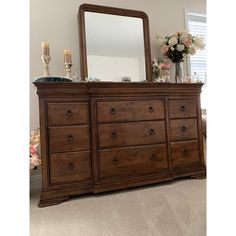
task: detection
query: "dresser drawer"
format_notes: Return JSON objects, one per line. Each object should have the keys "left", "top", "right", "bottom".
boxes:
{"left": 171, "top": 140, "right": 200, "bottom": 167}
{"left": 169, "top": 100, "right": 197, "bottom": 118}
{"left": 50, "top": 151, "right": 91, "bottom": 184}
{"left": 170, "top": 119, "right": 198, "bottom": 142}
{"left": 99, "top": 144, "right": 168, "bottom": 178}
{"left": 98, "top": 121, "right": 166, "bottom": 148}
{"left": 97, "top": 100, "right": 164, "bottom": 123}
{"left": 47, "top": 102, "right": 89, "bottom": 126}
{"left": 49, "top": 125, "right": 90, "bottom": 153}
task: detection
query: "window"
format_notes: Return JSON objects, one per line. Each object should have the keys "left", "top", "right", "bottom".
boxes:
{"left": 186, "top": 12, "right": 207, "bottom": 109}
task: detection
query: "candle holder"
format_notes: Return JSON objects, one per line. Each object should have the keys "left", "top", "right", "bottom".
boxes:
{"left": 41, "top": 55, "right": 51, "bottom": 77}
{"left": 65, "top": 62, "right": 73, "bottom": 79}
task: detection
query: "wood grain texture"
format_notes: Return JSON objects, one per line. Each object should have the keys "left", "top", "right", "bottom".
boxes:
{"left": 169, "top": 99, "right": 197, "bottom": 118}
{"left": 33, "top": 82, "right": 205, "bottom": 207}
{"left": 47, "top": 102, "right": 89, "bottom": 126}
{"left": 97, "top": 100, "right": 164, "bottom": 123}
{"left": 99, "top": 144, "right": 168, "bottom": 178}
{"left": 169, "top": 118, "right": 198, "bottom": 142}
{"left": 98, "top": 120, "right": 166, "bottom": 148}
{"left": 49, "top": 125, "right": 90, "bottom": 153}
{"left": 170, "top": 140, "right": 200, "bottom": 168}
{"left": 50, "top": 151, "right": 92, "bottom": 184}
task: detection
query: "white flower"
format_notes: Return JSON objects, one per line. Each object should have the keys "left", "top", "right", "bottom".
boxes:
{"left": 170, "top": 46, "right": 175, "bottom": 51}
{"left": 189, "top": 47, "right": 196, "bottom": 55}
{"left": 176, "top": 44, "right": 185, "bottom": 52}
{"left": 194, "top": 37, "right": 205, "bottom": 49}
{"left": 168, "top": 37, "right": 178, "bottom": 46}
{"left": 179, "top": 33, "right": 188, "bottom": 42}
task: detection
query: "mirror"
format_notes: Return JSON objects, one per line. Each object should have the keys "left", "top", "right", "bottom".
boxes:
{"left": 78, "top": 4, "right": 152, "bottom": 82}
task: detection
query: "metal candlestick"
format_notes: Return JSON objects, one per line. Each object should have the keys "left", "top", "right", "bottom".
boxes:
{"left": 41, "top": 55, "right": 51, "bottom": 76}
{"left": 65, "top": 62, "right": 72, "bottom": 79}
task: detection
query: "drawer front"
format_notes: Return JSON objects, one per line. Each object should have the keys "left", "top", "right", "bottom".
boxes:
{"left": 170, "top": 119, "right": 198, "bottom": 142}
{"left": 97, "top": 100, "right": 164, "bottom": 123}
{"left": 50, "top": 151, "right": 91, "bottom": 184}
{"left": 49, "top": 125, "right": 90, "bottom": 153}
{"left": 47, "top": 102, "right": 89, "bottom": 126}
{"left": 171, "top": 140, "right": 200, "bottom": 167}
{"left": 98, "top": 121, "right": 166, "bottom": 148}
{"left": 99, "top": 144, "right": 168, "bottom": 178}
{"left": 169, "top": 100, "right": 197, "bottom": 118}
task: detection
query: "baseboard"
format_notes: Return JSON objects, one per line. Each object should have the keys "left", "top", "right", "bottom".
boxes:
{"left": 30, "top": 174, "right": 42, "bottom": 190}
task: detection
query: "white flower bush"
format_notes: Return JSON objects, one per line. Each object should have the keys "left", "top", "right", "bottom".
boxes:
{"left": 157, "top": 31, "right": 205, "bottom": 63}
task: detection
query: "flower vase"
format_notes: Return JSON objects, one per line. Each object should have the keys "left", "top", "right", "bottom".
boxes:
{"left": 175, "top": 62, "right": 183, "bottom": 83}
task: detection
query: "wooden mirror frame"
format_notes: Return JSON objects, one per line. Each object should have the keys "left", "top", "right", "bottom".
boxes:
{"left": 78, "top": 3, "right": 152, "bottom": 82}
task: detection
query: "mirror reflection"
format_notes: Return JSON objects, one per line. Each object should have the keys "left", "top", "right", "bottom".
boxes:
{"left": 85, "top": 12, "right": 146, "bottom": 82}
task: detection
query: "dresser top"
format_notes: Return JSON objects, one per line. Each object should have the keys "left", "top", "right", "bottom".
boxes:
{"left": 33, "top": 82, "right": 203, "bottom": 98}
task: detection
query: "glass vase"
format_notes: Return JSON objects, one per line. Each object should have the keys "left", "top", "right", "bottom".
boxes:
{"left": 175, "top": 62, "right": 183, "bottom": 83}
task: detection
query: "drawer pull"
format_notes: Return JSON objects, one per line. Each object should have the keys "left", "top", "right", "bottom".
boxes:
{"left": 67, "top": 134, "right": 74, "bottom": 142}
{"left": 150, "top": 154, "right": 158, "bottom": 160}
{"left": 66, "top": 110, "right": 73, "bottom": 116}
{"left": 149, "top": 129, "right": 155, "bottom": 135}
{"left": 110, "top": 108, "right": 116, "bottom": 115}
{"left": 113, "top": 158, "right": 119, "bottom": 165}
{"left": 180, "top": 105, "right": 186, "bottom": 111}
{"left": 111, "top": 131, "right": 117, "bottom": 139}
{"left": 149, "top": 106, "right": 154, "bottom": 113}
{"left": 68, "top": 162, "right": 75, "bottom": 170}
{"left": 183, "top": 150, "right": 189, "bottom": 156}
{"left": 181, "top": 126, "right": 188, "bottom": 132}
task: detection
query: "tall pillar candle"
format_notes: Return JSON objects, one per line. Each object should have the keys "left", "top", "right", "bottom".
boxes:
{"left": 64, "top": 49, "right": 72, "bottom": 64}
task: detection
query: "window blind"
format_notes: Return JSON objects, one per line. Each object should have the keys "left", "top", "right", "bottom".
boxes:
{"left": 187, "top": 13, "right": 207, "bottom": 109}
{"left": 187, "top": 13, "right": 207, "bottom": 83}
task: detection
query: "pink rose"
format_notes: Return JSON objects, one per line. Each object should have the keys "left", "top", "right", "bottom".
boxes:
{"left": 30, "top": 144, "right": 36, "bottom": 155}
{"left": 183, "top": 38, "right": 192, "bottom": 47}
{"left": 160, "top": 45, "right": 169, "bottom": 55}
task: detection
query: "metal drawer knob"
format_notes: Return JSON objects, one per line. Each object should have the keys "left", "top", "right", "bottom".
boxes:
{"left": 67, "top": 134, "right": 74, "bottom": 142}
{"left": 183, "top": 150, "right": 189, "bottom": 156}
{"left": 181, "top": 126, "right": 188, "bottom": 132}
{"left": 149, "top": 106, "right": 154, "bottom": 113}
{"left": 110, "top": 108, "right": 116, "bottom": 115}
{"left": 149, "top": 129, "right": 155, "bottom": 135}
{"left": 180, "top": 105, "right": 185, "bottom": 112}
{"left": 113, "top": 158, "right": 119, "bottom": 165}
{"left": 68, "top": 162, "right": 75, "bottom": 170}
{"left": 66, "top": 110, "right": 73, "bottom": 116}
{"left": 111, "top": 131, "right": 117, "bottom": 139}
{"left": 150, "top": 154, "right": 157, "bottom": 160}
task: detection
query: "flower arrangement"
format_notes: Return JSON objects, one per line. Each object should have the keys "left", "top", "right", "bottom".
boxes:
{"left": 152, "top": 57, "right": 171, "bottom": 82}
{"left": 30, "top": 128, "right": 41, "bottom": 170}
{"left": 158, "top": 32, "right": 205, "bottom": 63}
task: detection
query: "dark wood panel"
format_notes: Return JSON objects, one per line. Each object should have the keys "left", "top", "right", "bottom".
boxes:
{"left": 50, "top": 151, "right": 91, "bottom": 184}
{"left": 97, "top": 99, "right": 164, "bottom": 123}
{"left": 98, "top": 121, "right": 166, "bottom": 148}
{"left": 48, "top": 102, "right": 89, "bottom": 126}
{"left": 99, "top": 144, "right": 168, "bottom": 178}
{"left": 169, "top": 99, "right": 197, "bottom": 118}
{"left": 171, "top": 140, "right": 200, "bottom": 167}
{"left": 170, "top": 119, "right": 198, "bottom": 142}
{"left": 49, "top": 125, "right": 90, "bottom": 153}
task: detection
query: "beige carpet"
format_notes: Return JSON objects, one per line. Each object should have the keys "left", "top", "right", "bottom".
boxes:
{"left": 30, "top": 179, "right": 206, "bottom": 236}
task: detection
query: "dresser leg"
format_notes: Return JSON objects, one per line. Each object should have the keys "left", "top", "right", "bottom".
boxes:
{"left": 38, "top": 196, "right": 70, "bottom": 207}
{"left": 190, "top": 172, "right": 206, "bottom": 179}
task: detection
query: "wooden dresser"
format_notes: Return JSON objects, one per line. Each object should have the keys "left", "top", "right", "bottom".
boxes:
{"left": 34, "top": 82, "right": 206, "bottom": 207}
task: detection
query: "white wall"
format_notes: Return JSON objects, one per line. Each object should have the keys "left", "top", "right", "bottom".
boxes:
{"left": 30, "top": 0, "right": 206, "bottom": 131}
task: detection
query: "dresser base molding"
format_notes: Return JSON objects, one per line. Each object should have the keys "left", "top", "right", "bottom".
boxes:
{"left": 38, "top": 196, "right": 70, "bottom": 207}
{"left": 38, "top": 168, "right": 206, "bottom": 207}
